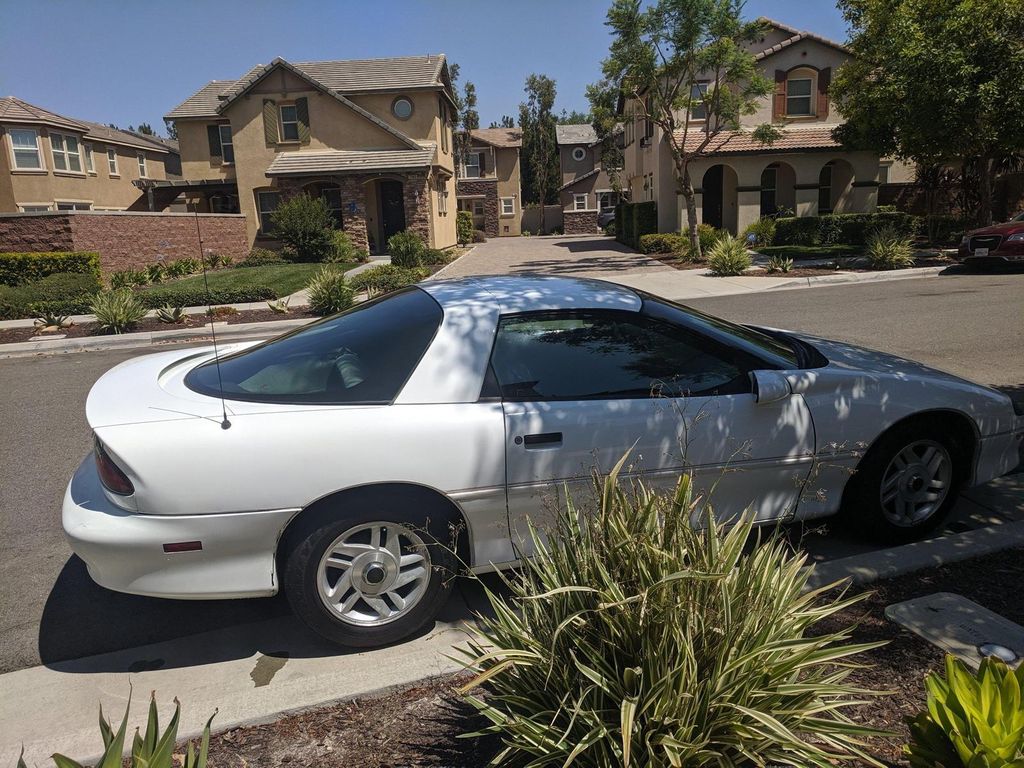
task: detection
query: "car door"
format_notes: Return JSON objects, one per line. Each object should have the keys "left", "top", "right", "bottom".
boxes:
{"left": 490, "top": 309, "right": 815, "bottom": 558}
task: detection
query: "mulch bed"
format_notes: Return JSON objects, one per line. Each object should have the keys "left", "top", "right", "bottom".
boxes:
{"left": 182, "top": 548, "right": 1022, "bottom": 767}
{"left": 741, "top": 255, "right": 958, "bottom": 278}
{"left": 0, "top": 308, "right": 318, "bottom": 345}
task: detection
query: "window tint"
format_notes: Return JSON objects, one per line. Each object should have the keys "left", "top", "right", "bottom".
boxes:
{"left": 490, "top": 311, "right": 750, "bottom": 401}
{"left": 185, "top": 288, "right": 442, "bottom": 404}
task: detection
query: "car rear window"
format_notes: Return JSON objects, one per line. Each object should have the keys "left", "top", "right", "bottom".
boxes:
{"left": 185, "top": 288, "right": 442, "bottom": 404}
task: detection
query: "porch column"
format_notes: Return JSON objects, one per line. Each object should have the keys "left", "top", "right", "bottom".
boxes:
{"left": 735, "top": 188, "right": 761, "bottom": 234}
{"left": 337, "top": 175, "right": 369, "bottom": 252}
{"left": 794, "top": 184, "right": 820, "bottom": 217}
{"left": 402, "top": 171, "right": 432, "bottom": 244}
{"left": 848, "top": 180, "right": 879, "bottom": 213}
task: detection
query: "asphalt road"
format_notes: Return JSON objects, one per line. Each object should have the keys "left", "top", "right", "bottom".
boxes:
{"left": 0, "top": 270, "right": 1021, "bottom": 674}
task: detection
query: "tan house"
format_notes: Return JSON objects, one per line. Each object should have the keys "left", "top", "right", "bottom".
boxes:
{"left": 164, "top": 55, "right": 459, "bottom": 252}
{"left": 0, "top": 96, "right": 176, "bottom": 214}
{"left": 556, "top": 124, "right": 620, "bottom": 234}
{"left": 455, "top": 128, "right": 522, "bottom": 237}
{"left": 618, "top": 18, "right": 914, "bottom": 235}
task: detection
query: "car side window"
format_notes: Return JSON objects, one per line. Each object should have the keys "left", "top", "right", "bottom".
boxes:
{"left": 490, "top": 311, "right": 751, "bottom": 401}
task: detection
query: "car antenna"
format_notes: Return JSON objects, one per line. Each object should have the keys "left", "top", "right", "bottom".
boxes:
{"left": 193, "top": 209, "right": 231, "bottom": 430}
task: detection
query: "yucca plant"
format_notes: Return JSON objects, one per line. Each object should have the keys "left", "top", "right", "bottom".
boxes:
{"left": 707, "top": 233, "right": 753, "bottom": 275}
{"left": 905, "top": 654, "right": 1024, "bottom": 768}
{"left": 17, "top": 692, "right": 216, "bottom": 768}
{"left": 457, "top": 456, "right": 888, "bottom": 767}
{"left": 766, "top": 255, "right": 794, "bottom": 274}
{"left": 91, "top": 289, "right": 147, "bottom": 334}
{"left": 145, "top": 263, "right": 167, "bottom": 284}
{"left": 865, "top": 225, "right": 915, "bottom": 270}
{"left": 306, "top": 265, "right": 354, "bottom": 316}
{"left": 155, "top": 304, "right": 186, "bottom": 324}
{"left": 267, "top": 296, "right": 291, "bottom": 314}
{"left": 109, "top": 268, "right": 148, "bottom": 290}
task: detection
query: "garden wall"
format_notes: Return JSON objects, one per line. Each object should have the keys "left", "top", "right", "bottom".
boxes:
{"left": 0, "top": 211, "right": 248, "bottom": 274}
{"left": 520, "top": 205, "right": 563, "bottom": 235}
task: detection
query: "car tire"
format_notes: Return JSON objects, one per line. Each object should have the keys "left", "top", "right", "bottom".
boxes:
{"left": 840, "top": 421, "right": 964, "bottom": 544}
{"left": 280, "top": 488, "right": 460, "bottom": 648}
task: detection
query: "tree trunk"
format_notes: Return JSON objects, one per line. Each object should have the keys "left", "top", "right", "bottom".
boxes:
{"left": 977, "top": 156, "right": 994, "bottom": 227}
{"left": 679, "top": 165, "right": 700, "bottom": 259}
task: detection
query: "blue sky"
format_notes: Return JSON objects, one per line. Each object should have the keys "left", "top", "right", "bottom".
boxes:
{"left": 0, "top": 1, "right": 848, "bottom": 136}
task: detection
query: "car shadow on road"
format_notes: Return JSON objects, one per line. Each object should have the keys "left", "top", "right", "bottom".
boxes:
{"left": 38, "top": 556, "right": 506, "bottom": 674}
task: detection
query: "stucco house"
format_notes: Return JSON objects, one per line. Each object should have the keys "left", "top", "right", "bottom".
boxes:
{"left": 455, "top": 127, "right": 522, "bottom": 237}
{"left": 618, "top": 18, "right": 914, "bottom": 235}
{"left": 556, "top": 124, "right": 621, "bottom": 234}
{"left": 164, "top": 55, "right": 459, "bottom": 252}
{"left": 0, "top": 96, "right": 177, "bottom": 213}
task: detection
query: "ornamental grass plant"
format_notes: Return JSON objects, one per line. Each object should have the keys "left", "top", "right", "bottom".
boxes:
{"left": 457, "top": 456, "right": 888, "bottom": 767}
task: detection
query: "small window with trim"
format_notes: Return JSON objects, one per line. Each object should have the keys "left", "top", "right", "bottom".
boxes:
{"left": 257, "top": 190, "right": 282, "bottom": 234}
{"left": 10, "top": 128, "right": 43, "bottom": 169}
{"left": 136, "top": 151, "right": 148, "bottom": 178}
{"left": 500, "top": 196, "right": 514, "bottom": 216}
{"left": 786, "top": 74, "right": 814, "bottom": 116}
{"left": 50, "top": 133, "right": 82, "bottom": 172}
{"left": 573, "top": 193, "right": 588, "bottom": 211}
{"left": 279, "top": 104, "right": 300, "bottom": 142}
{"left": 219, "top": 125, "right": 234, "bottom": 163}
{"left": 107, "top": 147, "right": 118, "bottom": 175}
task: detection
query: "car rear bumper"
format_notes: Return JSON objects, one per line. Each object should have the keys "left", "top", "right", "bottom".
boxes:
{"left": 62, "top": 455, "right": 298, "bottom": 599}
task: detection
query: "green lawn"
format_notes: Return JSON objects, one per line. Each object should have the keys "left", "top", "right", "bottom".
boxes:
{"left": 141, "top": 262, "right": 357, "bottom": 297}
{"left": 756, "top": 245, "right": 862, "bottom": 260}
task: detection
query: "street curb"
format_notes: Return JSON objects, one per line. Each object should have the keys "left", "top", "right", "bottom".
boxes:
{"left": 766, "top": 265, "right": 946, "bottom": 291}
{"left": 426, "top": 245, "right": 477, "bottom": 281}
{"left": 804, "top": 520, "right": 1024, "bottom": 590}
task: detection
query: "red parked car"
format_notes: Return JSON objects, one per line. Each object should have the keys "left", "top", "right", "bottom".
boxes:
{"left": 957, "top": 211, "right": 1024, "bottom": 263}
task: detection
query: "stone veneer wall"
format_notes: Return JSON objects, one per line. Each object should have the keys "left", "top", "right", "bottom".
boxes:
{"left": 0, "top": 212, "right": 248, "bottom": 273}
{"left": 562, "top": 209, "right": 599, "bottom": 235}
{"left": 402, "top": 171, "right": 432, "bottom": 244}
{"left": 457, "top": 180, "right": 499, "bottom": 237}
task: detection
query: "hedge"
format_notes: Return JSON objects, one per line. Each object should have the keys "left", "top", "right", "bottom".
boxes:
{"left": 616, "top": 201, "right": 658, "bottom": 249}
{"left": 0, "top": 251, "right": 101, "bottom": 287}
{"left": 639, "top": 233, "right": 687, "bottom": 254}
{"left": 774, "top": 212, "right": 921, "bottom": 246}
{"left": 138, "top": 286, "right": 277, "bottom": 309}
{"left": 0, "top": 271, "right": 102, "bottom": 320}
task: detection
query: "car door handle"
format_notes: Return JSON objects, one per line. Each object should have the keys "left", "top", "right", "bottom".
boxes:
{"left": 522, "top": 432, "right": 563, "bottom": 448}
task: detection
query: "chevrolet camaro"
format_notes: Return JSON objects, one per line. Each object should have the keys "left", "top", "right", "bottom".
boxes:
{"left": 63, "top": 276, "right": 1023, "bottom": 647}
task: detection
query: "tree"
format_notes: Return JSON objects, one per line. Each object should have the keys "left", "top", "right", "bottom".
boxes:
{"left": 557, "top": 109, "right": 593, "bottom": 124}
{"left": 587, "top": 80, "right": 625, "bottom": 193}
{"left": 519, "top": 74, "right": 560, "bottom": 226}
{"left": 462, "top": 82, "right": 479, "bottom": 130}
{"left": 164, "top": 119, "right": 178, "bottom": 140}
{"left": 593, "top": 0, "right": 774, "bottom": 258}
{"left": 490, "top": 115, "right": 515, "bottom": 129}
{"left": 831, "top": 0, "right": 1024, "bottom": 226}
{"left": 136, "top": 123, "right": 155, "bottom": 136}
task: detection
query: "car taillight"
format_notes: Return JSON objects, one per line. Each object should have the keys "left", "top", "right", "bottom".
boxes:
{"left": 94, "top": 439, "right": 134, "bottom": 496}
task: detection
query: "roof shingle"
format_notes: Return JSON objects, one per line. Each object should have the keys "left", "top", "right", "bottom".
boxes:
{"left": 671, "top": 125, "right": 841, "bottom": 155}
{"left": 467, "top": 127, "right": 522, "bottom": 148}
{"left": 0, "top": 97, "right": 172, "bottom": 153}
{"left": 265, "top": 148, "right": 434, "bottom": 177}
{"left": 555, "top": 124, "right": 598, "bottom": 145}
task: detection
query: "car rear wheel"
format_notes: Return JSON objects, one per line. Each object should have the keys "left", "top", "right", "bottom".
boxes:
{"left": 281, "top": 493, "right": 459, "bottom": 647}
{"left": 841, "top": 423, "right": 963, "bottom": 543}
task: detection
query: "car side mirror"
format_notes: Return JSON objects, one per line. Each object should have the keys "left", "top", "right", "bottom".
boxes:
{"left": 751, "top": 369, "right": 792, "bottom": 405}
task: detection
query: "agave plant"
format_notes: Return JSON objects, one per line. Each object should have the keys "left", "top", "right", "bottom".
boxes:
{"left": 866, "top": 225, "right": 915, "bottom": 270}
{"left": 33, "top": 310, "right": 73, "bottom": 332}
{"left": 457, "top": 455, "right": 888, "bottom": 767}
{"left": 267, "top": 297, "right": 291, "bottom": 314}
{"left": 766, "top": 255, "right": 794, "bottom": 273}
{"left": 905, "top": 654, "right": 1024, "bottom": 768}
{"left": 155, "top": 304, "right": 186, "bottom": 324}
{"left": 706, "top": 234, "right": 753, "bottom": 275}
{"left": 91, "top": 289, "right": 148, "bottom": 334}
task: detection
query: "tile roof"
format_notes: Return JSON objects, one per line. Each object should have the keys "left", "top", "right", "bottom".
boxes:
{"left": 467, "top": 127, "right": 522, "bottom": 148}
{"left": 0, "top": 97, "right": 172, "bottom": 153}
{"left": 166, "top": 55, "right": 447, "bottom": 120}
{"left": 671, "top": 125, "right": 842, "bottom": 155}
{"left": 265, "top": 147, "right": 435, "bottom": 177}
{"left": 555, "top": 124, "right": 598, "bottom": 145}
{"left": 754, "top": 18, "right": 851, "bottom": 59}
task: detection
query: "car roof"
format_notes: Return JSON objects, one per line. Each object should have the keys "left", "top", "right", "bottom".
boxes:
{"left": 418, "top": 275, "right": 642, "bottom": 314}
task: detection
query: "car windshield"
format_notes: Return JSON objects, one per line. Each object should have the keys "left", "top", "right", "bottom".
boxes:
{"left": 185, "top": 288, "right": 443, "bottom": 404}
{"left": 1014, "top": 212, "right": 1024, "bottom": 222}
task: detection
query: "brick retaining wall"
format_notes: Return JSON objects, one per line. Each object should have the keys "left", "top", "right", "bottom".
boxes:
{"left": 457, "top": 180, "right": 499, "bottom": 237}
{"left": 563, "top": 209, "right": 599, "bottom": 235}
{"left": 0, "top": 212, "right": 248, "bottom": 273}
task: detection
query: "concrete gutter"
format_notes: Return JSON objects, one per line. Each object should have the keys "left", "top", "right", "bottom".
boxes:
{"left": 767, "top": 265, "right": 947, "bottom": 291}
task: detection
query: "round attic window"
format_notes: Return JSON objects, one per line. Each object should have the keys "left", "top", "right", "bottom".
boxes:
{"left": 392, "top": 97, "right": 414, "bottom": 120}
{"left": 572, "top": 147, "right": 586, "bottom": 162}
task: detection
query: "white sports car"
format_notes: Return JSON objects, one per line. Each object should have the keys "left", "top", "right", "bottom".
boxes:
{"left": 64, "top": 276, "right": 1022, "bottom": 647}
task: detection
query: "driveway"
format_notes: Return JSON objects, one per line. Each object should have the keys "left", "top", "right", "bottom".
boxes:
{"left": 437, "top": 234, "right": 674, "bottom": 279}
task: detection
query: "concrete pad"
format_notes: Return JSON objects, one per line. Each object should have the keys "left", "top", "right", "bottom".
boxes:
{"left": 885, "top": 592, "right": 1024, "bottom": 669}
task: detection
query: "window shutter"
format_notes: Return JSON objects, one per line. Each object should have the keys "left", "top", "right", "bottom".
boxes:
{"left": 817, "top": 67, "right": 831, "bottom": 119}
{"left": 773, "top": 70, "right": 787, "bottom": 120}
{"left": 207, "top": 124, "right": 222, "bottom": 166}
{"left": 263, "top": 99, "right": 278, "bottom": 146}
{"left": 478, "top": 152, "right": 486, "bottom": 174}
{"left": 295, "top": 97, "right": 311, "bottom": 144}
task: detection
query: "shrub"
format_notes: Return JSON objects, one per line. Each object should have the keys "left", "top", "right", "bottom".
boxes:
{"left": 166, "top": 258, "right": 201, "bottom": 277}
{"left": 638, "top": 233, "right": 686, "bottom": 254}
{"left": 742, "top": 216, "right": 777, "bottom": 247}
{"left": 422, "top": 247, "right": 450, "bottom": 266}
{"left": 472, "top": 229, "right": 487, "bottom": 243}
{"left": 877, "top": 204, "right": 897, "bottom": 213}
{"left": 0, "top": 271, "right": 102, "bottom": 319}
{"left": 239, "top": 247, "right": 285, "bottom": 268}
{"left": 267, "top": 297, "right": 291, "bottom": 314}
{"left": 458, "top": 462, "right": 885, "bottom": 767}
{"left": 271, "top": 194, "right": 336, "bottom": 262}
{"left": 326, "top": 230, "right": 358, "bottom": 263}
{"left": 603, "top": 220, "right": 616, "bottom": 237}
{"left": 456, "top": 210, "right": 474, "bottom": 245}
{"left": 33, "top": 309, "right": 72, "bottom": 331}
{"left": 156, "top": 305, "right": 186, "bottom": 324}
{"left": 680, "top": 223, "right": 726, "bottom": 261}
{"left": 110, "top": 268, "right": 149, "bottom": 289}
{"left": 707, "top": 234, "right": 752, "bottom": 275}
{"left": 924, "top": 214, "right": 970, "bottom": 246}
{"left": 387, "top": 230, "right": 426, "bottom": 268}
{"left": 905, "top": 654, "right": 1024, "bottom": 768}
{"left": 865, "top": 225, "right": 915, "bottom": 269}
{"left": 766, "top": 254, "right": 794, "bottom": 273}
{"left": 348, "top": 264, "right": 429, "bottom": 298}
{"left": 0, "top": 251, "right": 100, "bottom": 287}
{"left": 146, "top": 263, "right": 167, "bottom": 284}
{"left": 305, "top": 265, "right": 354, "bottom": 316}
{"left": 632, "top": 201, "right": 658, "bottom": 247}
{"left": 138, "top": 286, "right": 276, "bottom": 309}
{"left": 206, "top": 305, "right": 238, "bottom": 318}
{"left": 774, "top": 212, "right": 921, "bottom": 246}
{"left": 91, "top": 289, "right": 148, "bottom": 334}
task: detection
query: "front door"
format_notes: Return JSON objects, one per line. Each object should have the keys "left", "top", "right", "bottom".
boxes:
{"left": 703, "top": 165, "right": 724, "bottom": 230}
{"left": 489, "top": 308, "right": 815, "bottom": 558}
{"left": 380, "top": 180, "right": 406, "bottom": 243}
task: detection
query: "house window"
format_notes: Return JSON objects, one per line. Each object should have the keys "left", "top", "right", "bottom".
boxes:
{"left": 137, "top": 152, "right": 148, "bottom": 178}
{"left": 597, "top": 191, "right": 619, "bottom": 211}
{"left": 392, "top": 96, "right": 414, "bottom": 120}
{"left": 571, "top": 147, "right": 586, "bottom": 162}
{"left": 879, "top": 162, "right": 891, "bottom": 184}
{"left": 472, "top": 199, "right": 484, "bottom": 216}
{"left": 573, "top": 194, "right": 588, "bottom": 211}
{"left": 501, "top": 197, "right": 515, "bottom": 216}
{"left": 84, "top": 143, "right": 94, "bottom": 173}
{"left": 19, "top": 204, "right": 51, "bottom": 212}
{"left": 257, "top": 190, "right": 282, "bottom": 233}
{"left": 50, "top": 133, "right": 82, "bottom": 172}
{"left": 439, "top": 99, "right": 449, "bottom": 153}
{"left": 56, "top": 201, "right": 91, "bottom": 210}
{"left": 209, "top": 193, "right": 239, "bottom": 214}
{"left": 464, "top": 152, "right": 481, "bottom": 178}
{"left": 437, "top": 178, "right": 449, "bottom": 215}
{"left": 690, "top": 82, "right": 709, "bottom": 120}
{"left": 279, "top": 105, "right": 300, "bottom": 142}
{"left": 219, "top": 125, "right": 234, "bottom": 164}
{"left": 322, "top": 186, "right": 344, "bottom": 228}
{"left": 818, "top": 162, "right": 833, "bottom": 213}
{"left": 107, "top": 147, "right": 118, "bottom": 175}
{"left": 10, "top": 128, "right": 43, "bottom": 169}
{"left": 624, "top": 109, "right": 635, "bottom": 146}
{"left": 643, "top": 96, "right": 654, "bottom": 140}
{"left": 786, "top": 75, "right": 814, "bottom": 116}
{"left": 760, "top": 165, "right": 777, "bottom": 216}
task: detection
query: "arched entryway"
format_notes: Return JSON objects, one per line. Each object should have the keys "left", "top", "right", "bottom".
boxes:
{"left": 759, "top": 162, "right": 796, "bottom": 217}
{"left": 702, "top": 164, "right": 739, "bottom": 234}
{"left": 817, "top": 159, "right": 855, "bottom": 214}
{"left": 365, "top": 178, "right": 406, "bottom": 254}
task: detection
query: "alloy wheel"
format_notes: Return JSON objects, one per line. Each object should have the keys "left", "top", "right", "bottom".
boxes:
{"left": 879, "top": 439, "right": 953, "bottom": 527}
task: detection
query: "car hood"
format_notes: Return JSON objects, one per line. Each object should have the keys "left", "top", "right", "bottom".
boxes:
{"left": 966, "top": 220, "right": 1024, "bottom": 237}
